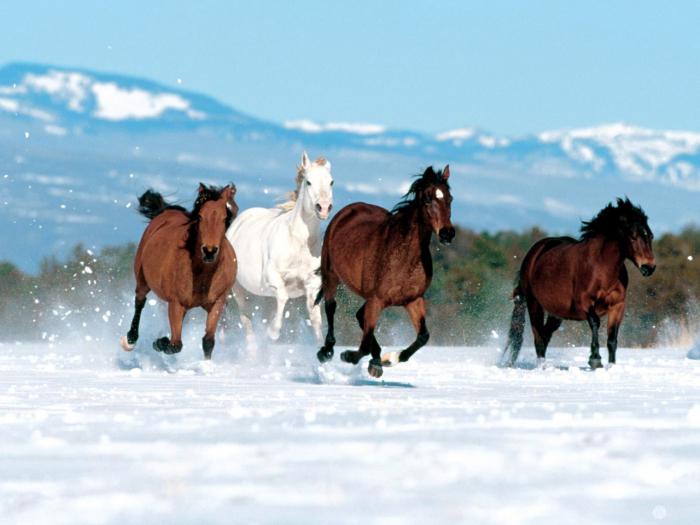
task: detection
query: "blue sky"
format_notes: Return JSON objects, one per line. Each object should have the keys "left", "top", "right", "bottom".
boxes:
{"left": 1, "top": 0, "right": 699, "bottom": 135}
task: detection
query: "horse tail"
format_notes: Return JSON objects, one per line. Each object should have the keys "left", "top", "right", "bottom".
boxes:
{"left": 501, "top": 282, "right": 527, "bottom": 368}
{"left": 137, "top": 189, "right": 173, "bottom": 220}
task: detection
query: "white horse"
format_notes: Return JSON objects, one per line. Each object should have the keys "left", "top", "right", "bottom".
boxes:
{"left": 226, "top": 152, "right": 333, "bottom": 346}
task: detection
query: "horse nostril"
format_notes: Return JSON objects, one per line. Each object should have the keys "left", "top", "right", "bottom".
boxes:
{"left": 438, "top": 227, "right": 455, "bottom": 245}
{"left": 328, "top": 204, "right": 333, "bottom": 212}
{"left": 640, "top": 264, "right": 656, "bottom": 277}
{"left": 315, "top": 203, "right": 322, "bottom": 212}
{"left": 201, "top": 246, "right": 219, "bottom": 261}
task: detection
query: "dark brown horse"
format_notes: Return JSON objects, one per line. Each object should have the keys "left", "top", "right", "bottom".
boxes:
{"left": 501, "top": 198, "right": 656, "bottom": 369}
{"left": 315, "top": 166, "right": 455, "bottom": 378}
{"left": 120, "top": 183, "right": 238, "bottom": 360}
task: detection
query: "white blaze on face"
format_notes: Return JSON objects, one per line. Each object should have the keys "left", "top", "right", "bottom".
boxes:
{"left": 435, "top": 189, "right": 444, "bottom": 200}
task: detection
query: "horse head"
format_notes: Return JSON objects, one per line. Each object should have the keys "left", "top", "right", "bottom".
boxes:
{"left": 581, "top": 197, "right": 656, "bottom": 276}
{"left": 298, "top": 151, "right": 334, "bottom": 220}
{"left": 196, "top": 183, "right": 237, "bottom": 264}
{"left": 413, "top": 165, "right": 455, "bottom": 244}
{"left": 617, "top": 198, "right": 656, "bottom": 276}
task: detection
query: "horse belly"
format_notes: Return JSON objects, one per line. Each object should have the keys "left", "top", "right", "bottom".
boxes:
{"left": 529, "top": 263, "right": 585, "bottom": 320}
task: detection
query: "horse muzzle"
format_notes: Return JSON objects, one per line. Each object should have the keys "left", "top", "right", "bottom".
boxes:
{"left": 439, "top": 227, "right": 456, "bottom": 245}
{"left": 315, "top": 202, "right": 332, "bottom": 220}
{"left": 640, "top": 263, "right": 656, "bottom": 277}
{"left": 201, "top": 245, "right": 220, "bottom": 263}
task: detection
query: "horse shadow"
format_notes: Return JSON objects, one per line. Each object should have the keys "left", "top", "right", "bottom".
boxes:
{"left": 291, "top": 375, "right": 416, "bottom": 388}
{"left": 506, "top": 361, "right": 603, "bottom": 372}
{"left": 290, "top": 363, "right": 416, "bottom": 388}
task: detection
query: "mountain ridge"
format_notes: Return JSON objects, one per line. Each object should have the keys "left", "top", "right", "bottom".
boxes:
{"left": 0, "top": 62, "right": 696, "bottom": 271}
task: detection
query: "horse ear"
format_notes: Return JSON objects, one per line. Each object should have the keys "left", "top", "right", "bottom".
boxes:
{"left": 221, "top": 185, "right": 234, "bottom": 202}
{"left": 198, "top": 182, "right": 206, "bottom": 194}
{"left": 301, "top": 151, "right": 311, "bottom": 169}
{"left": 442, "top": 165, "right": 450, "bottom": 181}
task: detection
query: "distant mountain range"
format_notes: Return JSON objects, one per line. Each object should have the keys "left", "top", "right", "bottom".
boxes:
{"left": 0, "top": 62, "right": 697, "bottom": 271}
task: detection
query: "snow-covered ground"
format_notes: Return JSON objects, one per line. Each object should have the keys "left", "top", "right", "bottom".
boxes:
{"left": 1, "top": 341, "right": 699, "bottom": 525}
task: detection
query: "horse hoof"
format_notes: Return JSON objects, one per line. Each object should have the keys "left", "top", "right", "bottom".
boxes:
{"left": 368, "top": 359, "right": 383, "bottom": 378}
{"left": 153, "top": 337, "right": 182, "bottom": 354}
{"left": 588, "top": 358, "right": 603, "bottom": 369}
{"left": 119, "top": 335, "right": 134, "bottom": 352}
{"left": 340, "top": 350, "right": 361, "bottom": 365}
{"left": 317, "top": 347, "right": 334, "bottom": 363}
{"left": 266, "top": 327, "right": 281, "bottom": 341}
{"left": 381, "top": 351, "right": 400, "bottom": 367}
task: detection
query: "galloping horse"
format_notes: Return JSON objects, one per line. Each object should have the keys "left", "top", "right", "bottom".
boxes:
{"left": 316, "top": 166, "right": 455, "bottom": 378}
{"left": 120, "top": 183, "right": 238, "bottom": 360}
{"left": 501, "top": 198, "right": 656, "bottom": 369}
{"left": 226, "top": 152, "right": 333, "bottom": 346}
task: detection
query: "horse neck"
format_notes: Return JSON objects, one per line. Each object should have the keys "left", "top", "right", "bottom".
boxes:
{"left": 288, "top": 189, "right": 321, "bottom": 244}
{"left": 586, "top": 235, "right": 626, "bottom": 274}
{"left": 392, "top": 204, "right": 433, "bottom": 256}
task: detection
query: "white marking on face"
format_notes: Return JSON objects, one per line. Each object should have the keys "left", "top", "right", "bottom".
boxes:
{"left": 435, "top": 189, "right": 444, "bottom": 200}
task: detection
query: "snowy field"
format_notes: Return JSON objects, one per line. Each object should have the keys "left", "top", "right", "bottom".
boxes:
{"left": 1, "top": 340, "right": 700, "bottom": 525}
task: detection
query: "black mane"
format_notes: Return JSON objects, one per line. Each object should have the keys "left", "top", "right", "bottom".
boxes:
{"left": 580, "top": 197, "right": 649, "bottom": 240}
{"left": 392, "top": 166, "right": 449, "bottom": 215}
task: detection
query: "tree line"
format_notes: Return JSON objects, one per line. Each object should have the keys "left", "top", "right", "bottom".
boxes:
{"left": 1, "top": 226, "right": 699, "bottom": 349}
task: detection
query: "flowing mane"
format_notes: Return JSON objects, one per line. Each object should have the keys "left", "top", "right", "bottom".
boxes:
{"left": 278, "top": 156, "right": 330, "bottom": 211}
{"left": 392, "top": 166, "right": 450, "bottom": 215}
{"left": 579, "top": 197, "right": 649, "bottom": 240}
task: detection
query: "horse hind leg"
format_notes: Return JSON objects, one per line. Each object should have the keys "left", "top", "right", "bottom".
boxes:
{"left": 527, "top": 300, "right": 548, "bottom": 365}
{"left": 120, "top": 270, "right": 150, "bottom": 351}
{"left": 539, "top": 315, "right": 562, "bottom": 359}
{"left": 339, "top": 302, "right": 375, "bottom": 364}
{"left": 382, "top": 297, "right": 429, "bottom": 367}
{"left": 341, "top": 299, "right": 383, "bottom": 378}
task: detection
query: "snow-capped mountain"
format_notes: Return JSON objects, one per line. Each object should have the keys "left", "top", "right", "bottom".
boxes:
{"left": 0, "top": 62, "right": 697, "bottom": 271}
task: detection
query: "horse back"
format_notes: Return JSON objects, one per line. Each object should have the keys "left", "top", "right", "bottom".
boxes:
{"left": 520, "top": 235, "right": 627, "bottom": 320}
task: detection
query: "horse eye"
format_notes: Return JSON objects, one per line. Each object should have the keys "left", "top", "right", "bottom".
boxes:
{"left": 306, "top": 180, "right": 312, "bottom": 186}
{"left": 330, "top": 180, "right": 334, "bottom": 186}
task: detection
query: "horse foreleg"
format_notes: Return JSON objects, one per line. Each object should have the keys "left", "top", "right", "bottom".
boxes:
{"left": 382, "top": 297, "right": 429, "bottom": 366}
{"left": 305, "top": 274, "right": 323, "bottom": 345}
{"left": 153, "top": 302, "right": 185, "bottom": 354}
{"left": 232, "top": 282, "right": 256, "bottom": 349}
{"left": 264, "top": 271, "right": 288, "bottom": 341}
{"left": 606, "top": 303, "right": 625, "bottom": 365}
{"left": 587, "top": 311, "right": 602, "bottom": 369}
{"left": 202, "top": 297, "right": 226, "bottom": 360}
{"left": 268, "top": 293, "right": 288, "bottom": 341}
{"left": 120, "top": 276, "right": 149, "bottom": 351}
{"left": 317, "top": 297, "right": 336, "bottom": 362}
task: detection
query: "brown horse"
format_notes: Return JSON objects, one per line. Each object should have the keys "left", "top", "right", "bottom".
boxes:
{"left": 315, "top": 166, "right": 455, "bottom": 378}
{"left": 120, "top": 183, "right": 238, "bottom": 360}
{"left": 501, "top": 198, "right": 656, "bottom": 369}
